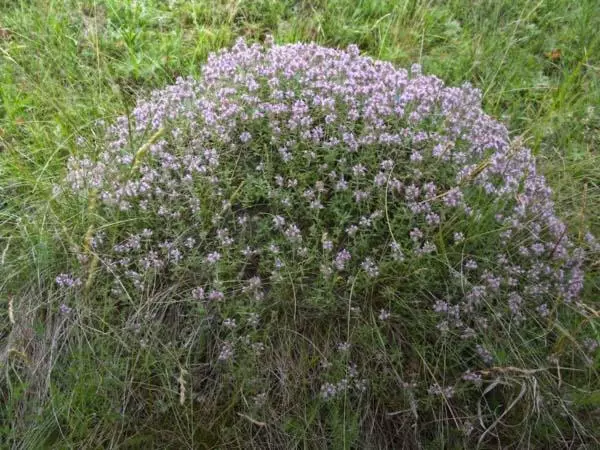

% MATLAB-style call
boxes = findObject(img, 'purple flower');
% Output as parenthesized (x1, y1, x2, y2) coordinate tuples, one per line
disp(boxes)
(59, 303, 73, 314)
(389, 241, 405, 261)
(272, 215, 286, 229)
(465, 259, 478, 270)
(352, 164, 367, 177)
(417, 241, 437, 255)
(335, 178, 349, 191)
(192, 287, 205, 300)
(334, 249, 352, 270)
(208, 290, 225, 301)
(353, 190, 370, 203)
(284, 224, 302, 244)
(433, 300, 449, 313)
(218, 341, 234, 361)
(205, 252, 221, 265)
(346, 225, 359, 236)
(462, 370, 482, 386)
(361, 258, 379, 277)
(410, 228, 423, 242)
(476, 344, 494, 365)
(536, 303, 550, 318)
(55, 273, 82, 288)
(320, 383, 338, 400)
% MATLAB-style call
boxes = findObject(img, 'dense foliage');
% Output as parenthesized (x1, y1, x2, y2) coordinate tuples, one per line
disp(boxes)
(45, 39, 599, 446)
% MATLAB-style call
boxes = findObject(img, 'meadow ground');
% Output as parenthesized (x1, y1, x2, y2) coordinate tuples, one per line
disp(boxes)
(1, 0, 599, 448)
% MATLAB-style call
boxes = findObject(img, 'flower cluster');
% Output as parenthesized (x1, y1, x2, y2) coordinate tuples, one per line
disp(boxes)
(320, 363, 368, 400)
(61, 38, 592, 403)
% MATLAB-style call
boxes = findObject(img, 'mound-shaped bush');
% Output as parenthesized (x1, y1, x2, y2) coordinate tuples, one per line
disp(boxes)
(56, 39, 597, 446)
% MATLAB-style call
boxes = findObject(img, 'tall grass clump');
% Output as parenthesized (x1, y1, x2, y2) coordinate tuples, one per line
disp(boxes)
(3, 38, 599, 448)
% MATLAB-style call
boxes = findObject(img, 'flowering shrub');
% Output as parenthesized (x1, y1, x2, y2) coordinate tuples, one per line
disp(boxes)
(59, 38, 597, 445)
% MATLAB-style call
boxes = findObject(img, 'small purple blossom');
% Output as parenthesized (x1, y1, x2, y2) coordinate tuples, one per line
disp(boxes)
(465, 259, 478, 270)
(59, 303, 73, 314)
(346, 225, 359, 236)
(374, 172, 387, 187)
(284, 224, 302, 244)
(433, 300, 449, 313)
(352, 164, 367, 177)
(55, 273, 82, 288)
(272, 215, 286, 229)
(334, 249, 352, 270)
(462, 370, 482, 386)
(353, 190, 370, 203)
(320, 383, 338, 400)
(536, 303, 550, 318)
(218, 341, 234, 361)
(417, 241, 437, 255)
(476, 344, 494, 365)
(192, 287, 205, 300)
(239, 131, 252, 143)
(410, 228, 423, 242)
(335, 178, 349, 191)
(216, 228, 234, 246)
(208, 290, 225, 301)
(361, 258, 379, 278)
(389, 241, 405, 261)
(205, 251, 221, 265)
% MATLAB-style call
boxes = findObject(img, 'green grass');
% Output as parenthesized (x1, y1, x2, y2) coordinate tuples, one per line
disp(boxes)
(1, 0, 599, 448)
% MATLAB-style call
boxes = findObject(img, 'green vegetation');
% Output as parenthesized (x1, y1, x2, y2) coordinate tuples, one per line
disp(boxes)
(1, 0, 599, 448)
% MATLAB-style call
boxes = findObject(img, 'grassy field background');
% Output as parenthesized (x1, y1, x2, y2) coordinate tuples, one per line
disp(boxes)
(1, 0, 599, 448)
